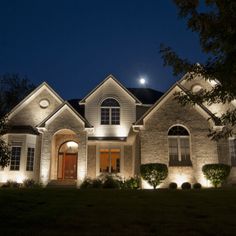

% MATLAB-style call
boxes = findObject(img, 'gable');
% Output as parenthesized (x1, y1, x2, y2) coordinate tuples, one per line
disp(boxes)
(134, 83, 218, 127)
(37, 102, 92, 129)
(79, 75, 142, 104)
(8, 82, 64, 127)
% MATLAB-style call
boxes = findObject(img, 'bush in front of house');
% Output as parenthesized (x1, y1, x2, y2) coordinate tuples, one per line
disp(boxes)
(2, 180, 20, 188)
(193, 183, 202, 189)
(202, 163, 231, 188)
(169, 182, 178, 189)
(181, 182, 191, 190)
(80, 174, 122, 189)
(121, 176, 141, 190)
(80, 178, 95, 189)
(23, 179, 42, 188)
(91, 178, 103, 188)
(140, 163, 168, 189)
(102, 175, 121, 188)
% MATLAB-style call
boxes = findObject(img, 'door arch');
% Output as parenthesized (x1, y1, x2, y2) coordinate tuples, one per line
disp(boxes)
(57, 141, 78, 179)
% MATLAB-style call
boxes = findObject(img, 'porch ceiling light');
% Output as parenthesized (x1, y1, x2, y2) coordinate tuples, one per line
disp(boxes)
(66, 141, 78, 149)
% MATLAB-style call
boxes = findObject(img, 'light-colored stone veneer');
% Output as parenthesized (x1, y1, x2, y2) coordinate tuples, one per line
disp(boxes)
(123, 145, 133, 179)
(9, 89, 62, 127)
(140, 95, 219, 187)
(87, 145, 96, 178)
(40, 108, 87, 185)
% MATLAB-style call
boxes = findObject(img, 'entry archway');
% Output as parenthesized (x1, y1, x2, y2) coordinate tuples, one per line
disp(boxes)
(57, 141, 78, 179)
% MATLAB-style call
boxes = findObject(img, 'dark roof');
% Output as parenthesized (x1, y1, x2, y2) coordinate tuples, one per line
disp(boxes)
(7, 125, 39, 135)
(67, 99, 84, 117)
(67, 88, 163, 117)
(127, 88, 163, 104)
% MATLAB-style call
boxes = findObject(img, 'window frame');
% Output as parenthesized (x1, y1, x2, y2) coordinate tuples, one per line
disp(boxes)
(10, 143, 22, 171)
(168, 126, 192, 166)
(229, 138, 236, 166)
(99, 148, 121, 173)
(26, 147, 35, 171)
(100, 98, 120, 125)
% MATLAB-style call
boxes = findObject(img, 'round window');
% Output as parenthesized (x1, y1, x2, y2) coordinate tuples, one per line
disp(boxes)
(39, 99, 50, 108)
(191, 84, 202, 93)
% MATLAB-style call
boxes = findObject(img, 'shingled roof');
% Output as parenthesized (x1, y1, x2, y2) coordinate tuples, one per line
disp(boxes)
(127, 88, 163, 104)
(68, 88, 163, 116)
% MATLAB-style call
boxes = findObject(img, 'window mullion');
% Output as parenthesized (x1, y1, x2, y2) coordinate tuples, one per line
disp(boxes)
(178, 137, 181, 162)
(109, 108, 111, 125)
(109, 149, 111, 173)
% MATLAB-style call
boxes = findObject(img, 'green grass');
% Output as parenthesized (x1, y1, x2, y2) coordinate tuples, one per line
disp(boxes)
(0, 188, 236, 236)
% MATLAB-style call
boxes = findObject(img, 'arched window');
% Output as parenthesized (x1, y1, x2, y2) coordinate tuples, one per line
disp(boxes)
(101, 98, 120, 125)
(229, 138, 236, 166)
(168, 125, 192, 166)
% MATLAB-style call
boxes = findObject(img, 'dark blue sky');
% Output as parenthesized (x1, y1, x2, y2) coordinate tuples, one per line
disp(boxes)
(0, 0, 206, 100)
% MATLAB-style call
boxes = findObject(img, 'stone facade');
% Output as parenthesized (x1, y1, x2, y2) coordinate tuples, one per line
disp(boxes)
(140, 94, 219, 187)
(0, 75, 236, 188)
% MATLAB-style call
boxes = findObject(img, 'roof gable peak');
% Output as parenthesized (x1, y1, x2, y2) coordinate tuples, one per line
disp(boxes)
(79, 75, 142, 104)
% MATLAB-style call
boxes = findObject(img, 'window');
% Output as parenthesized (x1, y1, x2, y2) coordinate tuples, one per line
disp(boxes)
(168, 126, 192, 166)
(101, 98, 120, 125)
(10, 143, 22, 171)
(229, 139, 236, 166)
(100, 149, 120, 173)
(26, 147, 35, 171)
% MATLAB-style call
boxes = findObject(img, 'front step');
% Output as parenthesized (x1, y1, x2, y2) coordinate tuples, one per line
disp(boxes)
(47, 180, 77, 189)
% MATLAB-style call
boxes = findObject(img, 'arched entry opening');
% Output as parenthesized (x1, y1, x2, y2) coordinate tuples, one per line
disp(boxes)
(57, 141, 79, 180)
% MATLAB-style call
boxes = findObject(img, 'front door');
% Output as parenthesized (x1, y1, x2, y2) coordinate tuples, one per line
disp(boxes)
(64, 154, 77, 179)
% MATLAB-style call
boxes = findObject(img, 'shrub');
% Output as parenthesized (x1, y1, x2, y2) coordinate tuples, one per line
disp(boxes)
(80, 178, 93, 189)
(193, 183, 202, 189)
(23, 179, 42, 188)
(140, 163, 168, 189)
(2, 180, 20, 188)
(122, 176, 140, 189)
(169, 182, 178, 189)
(181, 182, 191, 190)
(102, 175, 121, 189)
(202, 164, 231, 188)
(80, 175, 121, 189)
(91, 179, 103, 188)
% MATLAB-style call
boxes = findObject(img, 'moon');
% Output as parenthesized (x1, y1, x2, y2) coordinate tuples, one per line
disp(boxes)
(139, 78, 146, 85)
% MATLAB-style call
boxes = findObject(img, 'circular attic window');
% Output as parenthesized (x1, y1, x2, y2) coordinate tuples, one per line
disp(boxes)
(39, 99, 50, 108)
(191, 84, 203, 93)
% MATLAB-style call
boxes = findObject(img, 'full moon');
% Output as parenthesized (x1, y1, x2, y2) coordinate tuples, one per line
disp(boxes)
(139, 78, 146, 85)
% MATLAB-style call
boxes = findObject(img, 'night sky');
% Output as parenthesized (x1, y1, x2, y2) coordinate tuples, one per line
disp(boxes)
(0, 0, 206, 100)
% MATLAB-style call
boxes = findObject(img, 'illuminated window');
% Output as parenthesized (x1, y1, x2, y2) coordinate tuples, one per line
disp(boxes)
(168, 126, 192, 166)
(10, 143, 22, 171)
(100, 149, 120, 173)
(26, 147, 35, 171)
(229, 139, 236, 166)
(101, 98, 120, 125)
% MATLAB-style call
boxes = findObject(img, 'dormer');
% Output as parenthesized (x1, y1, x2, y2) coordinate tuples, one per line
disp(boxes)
(80, 75, 141, 138)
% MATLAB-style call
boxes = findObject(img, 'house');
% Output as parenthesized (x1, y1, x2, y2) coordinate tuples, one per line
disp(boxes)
(1, 74, 236, 188)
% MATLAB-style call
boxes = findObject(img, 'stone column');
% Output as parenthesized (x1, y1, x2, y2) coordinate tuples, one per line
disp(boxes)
(39, 131, 52, 185)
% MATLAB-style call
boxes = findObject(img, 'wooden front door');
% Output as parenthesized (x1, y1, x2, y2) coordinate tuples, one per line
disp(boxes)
(64, 154, 77, 179)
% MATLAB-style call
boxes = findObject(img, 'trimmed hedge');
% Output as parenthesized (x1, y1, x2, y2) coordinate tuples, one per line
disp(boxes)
(202, 163, 231, 188)
(193, 183, 202, 189)
(140, 163, 168, 189)
(181, 182, 191, 189)
(80, 175, 141, 189)
(169, 182, 177, 189)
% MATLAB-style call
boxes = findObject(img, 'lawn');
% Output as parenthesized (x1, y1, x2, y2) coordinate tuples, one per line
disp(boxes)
(0, 188, 236, 236)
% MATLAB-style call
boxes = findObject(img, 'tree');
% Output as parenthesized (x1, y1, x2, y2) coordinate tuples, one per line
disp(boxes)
(0, 74, 35, 168)
(0, 73, 35, 117)
(160, 0, 236, 140)
(140, 163, 168, 189)
(0, 116, 10, 168)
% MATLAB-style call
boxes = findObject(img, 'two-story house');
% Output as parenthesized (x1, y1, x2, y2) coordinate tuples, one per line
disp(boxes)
(1, 74, 236, 188)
